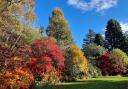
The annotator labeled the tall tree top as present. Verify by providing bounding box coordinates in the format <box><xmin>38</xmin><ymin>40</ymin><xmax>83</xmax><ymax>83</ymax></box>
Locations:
<box><xmin>106</xmin><ymin>19</ymin><xmax>122</xmax><ymax>32</ymax></box>
<box><xmin>83</xmin><ymin>29</ymin><xmax>96</xmax><ymax>45</ymax></box>
<box><xmin>105</xmin><ymin>19</ymin><xmax>124</xmax><ymax>50</ymax></box>
<box><xmin>46</xmin><ymin>7</ymin><xmax>73</xmax><ymax>50</ymax></box>
<box><xmin>51</xmin><ymin>7</ymin><xmax>64</xmax><ymax>20</ymax></box>
<box><xmin>94</xmin><ymin>33</ymin><xmax>104</xmax><ymax>46</ymax></box>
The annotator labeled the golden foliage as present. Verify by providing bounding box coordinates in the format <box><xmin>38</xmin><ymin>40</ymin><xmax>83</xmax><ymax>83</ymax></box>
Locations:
<box><xmin>70</xmin><ymin>44</ymin><xmax>89</xmax><ymax>74</ymax></box>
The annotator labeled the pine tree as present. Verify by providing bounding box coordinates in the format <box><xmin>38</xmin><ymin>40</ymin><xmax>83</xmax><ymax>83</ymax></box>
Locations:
<box><xmin>46</xmin><ymin>7</ymin><xmax>73</xmax><ymax>50</ymax></box>
<box><xmin>105</xmin><ymin>19</ymin><xmax>124</xmax><ymax>50</ymax></box>
<box><xmin>123</xmin><ymin>31</ymin><xmax>128</xmax><ymax>54</ymax></box>
<box><xmin>82</xmin><ymin>29</ymin><xmax>96</xmax><ymax>46</ymax></box>
<box><xmin>82</xmin><ymin>29</ymin><xmax>96</xmax><ymax>53</ymax></box>
<box><xmin>94</xmin><ymin>33</ymin><xmax>104</xmax><ymax>46</ymax></box>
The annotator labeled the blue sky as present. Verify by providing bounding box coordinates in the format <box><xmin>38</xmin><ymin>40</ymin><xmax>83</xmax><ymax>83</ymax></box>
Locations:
<box><xmin>35</xmin><ymin>0</ymin><xmax>128</xmax><ymax>48</ymax></box>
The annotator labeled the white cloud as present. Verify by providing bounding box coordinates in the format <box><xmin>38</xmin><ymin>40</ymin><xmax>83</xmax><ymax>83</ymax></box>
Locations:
<box><xmin>120</xmin><ymin>22</ymin><xmax>128</xmax><ymax>33</ymax></box>
<box><xmin>67</xmin><ymin>0</ymin><xmax>118</xmax><ymax>12</ymax></box>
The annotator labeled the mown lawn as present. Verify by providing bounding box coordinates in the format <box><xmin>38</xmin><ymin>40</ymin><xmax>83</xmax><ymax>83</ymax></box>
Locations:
<box><xmin>36</xmin><ymin>76</ymin><xmax>128</xmax><ymax>89</ymax></box>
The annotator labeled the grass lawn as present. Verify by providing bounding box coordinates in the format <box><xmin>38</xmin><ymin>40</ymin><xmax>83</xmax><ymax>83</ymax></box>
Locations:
<box><xmin>36</xmin><ymin>76</ymin><xmax>128</xmax><ymax>89</ymax></box>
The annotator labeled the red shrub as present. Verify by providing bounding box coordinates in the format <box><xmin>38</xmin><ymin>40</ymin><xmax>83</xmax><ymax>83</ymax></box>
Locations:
<box><xmin>29</xmin><ymin>38</ymin><xmax>65</xmax><ymax>77</ymax></box>
<box><xmin>97</xmin><ymin>52</ymin><xmax>127</xmax><ymax>75</ymax></box>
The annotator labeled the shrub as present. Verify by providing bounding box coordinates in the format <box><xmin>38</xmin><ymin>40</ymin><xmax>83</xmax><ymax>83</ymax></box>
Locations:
<box><xmin>82</xmin><ymin>44</ymin><xmax>106</xmax><ymax>58</ymax></box>
<box><xmin>97</xmin><ymin>49</ymin><xmax>128</xmax><ymax>75</ymax></box>
<box><xmin>87</xmin><ymin>64</ymin><xmax>102</xmax><ymax>78</ymax></box>
<box><xmin>64</xmin><ymin>44</ymin><xmax>88</xmax><ymax>81</ymax></box>
<box><xmin>29</xmin><ymin>37</ymin><xmax>65</xmax><ymax>82</ymax></box>
<box><xmin>0</xmin><ymin>43</ymin><xmax>35</xmax><ymax>88</ymax></box>
<box><xmin>0</xmin><ymin>68</ymin><xmax>34</xmax><ymax>89</ymax></box>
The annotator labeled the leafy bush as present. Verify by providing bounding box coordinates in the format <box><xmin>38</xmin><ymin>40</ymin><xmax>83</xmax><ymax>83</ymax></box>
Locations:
<box><xmin>0</xmin><ymin>68</ymin><xmax>34</xmax><ymax>89</ymax></box>
<box><xmin>29</xmin><ymin>37</ymin><xmax>65</xmax><ymax>82</ymax></box>
<box><xmin>87</xmin><ymin>64</ymin><xmax>102</xmax><ymax>78</ymax></box>
<box><xmin>38</xmin><ymin>68</ymin><xmax>60</xmax><ymax>85</ymax></box>
<box><xmin>82</xmin><ymin>43</ymin><xmax>106</xmax><ymax>58</ymax></box>
<box><xmin>0</xmin><ymin>43</ymin><xmax>34</xmax><ymax>88</ymax></box>
<box><xmin>97</xmin><ymin>49</ymin><xmax>128</xmax><ymax>75</ymax></box>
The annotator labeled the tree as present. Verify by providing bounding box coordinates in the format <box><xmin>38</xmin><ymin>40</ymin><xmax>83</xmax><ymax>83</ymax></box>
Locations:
<box><xmin>82</xmin><ymin>44</ymin><xmax>106</xmax><ymax>58</ymax></box>
<box><xmin>64</xmin><ymin>44</ymin><xmax>88</xmax><ymax>81</ymax></box>
<box><xmin>105</xmin><ymin>19</ymin><xmax>124</xmax><ymax>50</ymax></box>
<box><xmin>29</xmin><ymin>37</ymin><xmax>65</xmax><ymax>81</ymax></box>
<box><xmin>0</xmin><ymin>0</ymin><xmax>36</xmax><ymax>50</ymax></box>
<box><xmin>0</xmin><ymin>0</ymin><xmax>36</xmax><ymax>30</ymax></box>
<box><xmin>0</xmin><ymin>0</ymin><xmax>21</xmax><ymax>14</ymax></box>
<box><xmin>123</xmin><ymin>31</ymin><xmax>128</xmax><ymax>54</ymax></box>
<box><xmin>82</xmin><ymin>29</ymin><xmax>96</xmax><ymax>57</ymax></box>
<box><xmin>23</xmin><ymin>28</ymin><xmax>42</xmax><ymax>45</ymax></box>
<box><xmin>46</xmin><ymin>7</ymin><xmax>73</xmax><ymax>50</ymax></box>
<box><xmin>82</xmin><ymin>29</ymin><xmax>96</xmax><ymax>46</ymax></box>
<box><xmin>94</xmin><ymin>33</ymin><xmax>104</xmax><ymax>46</ymax></box>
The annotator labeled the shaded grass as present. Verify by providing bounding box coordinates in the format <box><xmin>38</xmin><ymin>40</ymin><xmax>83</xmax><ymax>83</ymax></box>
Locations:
<box><xmin>36</xmin><ymin>76</ymin><xmax>128</xmax><ymax>89</ymax></box>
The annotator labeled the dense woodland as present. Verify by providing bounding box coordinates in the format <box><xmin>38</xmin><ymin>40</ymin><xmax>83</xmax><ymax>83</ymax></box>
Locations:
<box><xmin>0</xmin><ymin>0</ymin><xmax>128</xmax><ymax>89</ymax></box>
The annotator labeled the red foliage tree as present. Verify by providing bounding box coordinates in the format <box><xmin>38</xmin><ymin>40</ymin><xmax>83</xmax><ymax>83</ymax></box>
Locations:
<box><xmin>29</xmin><ymin>38</ymin><xmax>65</xmax><ymax>78</ymax></box>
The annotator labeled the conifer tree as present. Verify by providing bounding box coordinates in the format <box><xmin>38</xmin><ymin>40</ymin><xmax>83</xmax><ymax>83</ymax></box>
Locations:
<box><xmin>105</xmin><ymin>19</ymin><xmax>124</xmax><ymax>50</ymax></box>
<box><xmin>46</xmin><ymin>7</ymin><xmax>73</xmax><ymax>50</ymax></box>
<box><xmin>94</xmin><ymin>33</ymin><xmax>104</xmax><ymax>46</ymax></box>
<box><xmin>82</xmin><ymin>29</ymin><xmax>96</xmax><ymax>46</ymax></box>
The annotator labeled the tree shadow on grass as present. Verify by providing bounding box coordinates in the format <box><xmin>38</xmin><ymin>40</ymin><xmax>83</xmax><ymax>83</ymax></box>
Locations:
<box><xmin>36</xmin><ymin>80</ymin><xmax>128</xmax><ymax>89</ymax></box>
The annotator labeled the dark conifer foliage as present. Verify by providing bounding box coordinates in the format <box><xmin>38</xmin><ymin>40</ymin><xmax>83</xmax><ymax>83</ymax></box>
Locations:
<box><xmin>94</xmin><ymin>33</ymin><xmax>104</xmax><ymax>46</ymax></box>
<box><xmin>105</xmin><ymin>19</ymin><xmax>124</xmax><ymax>50</ymax></box>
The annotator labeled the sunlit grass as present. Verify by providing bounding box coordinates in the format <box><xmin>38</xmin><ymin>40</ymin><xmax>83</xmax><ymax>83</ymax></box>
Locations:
<box><xmin>36</xmin><ymin>76</ymin><xmax>128</xmax><ymax>89</ymax></box>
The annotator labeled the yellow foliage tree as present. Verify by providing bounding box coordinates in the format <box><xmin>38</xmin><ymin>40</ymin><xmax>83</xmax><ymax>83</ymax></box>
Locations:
<box><xmin>0</xmin><ymin>0</ymin><xmax>37</xmax><ymax>50</ymax></box>
<box><xmin>64</xmin><ymin>44</ymin><xmax>88</xmax><ymax>81</ymax></box>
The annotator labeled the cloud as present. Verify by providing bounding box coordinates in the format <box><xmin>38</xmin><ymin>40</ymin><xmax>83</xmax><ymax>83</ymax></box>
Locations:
<box><xmin>120</xmin><ymin>22</ymin><xmax>128</xmax><ymax>33</ymax></box>
<box><xmin>67</xmin><ymin>0</ymin><xmax>118</xmax><ymax>12</ymax></box>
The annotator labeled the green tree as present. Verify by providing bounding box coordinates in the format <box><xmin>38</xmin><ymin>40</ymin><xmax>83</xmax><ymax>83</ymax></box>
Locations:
<box><xmin>82</xmin><ymin>29</ymin><xmax>96</xmax><ymax>46</ymax></box>
<box><xmin>82</xmin><ymin>29</ymin><xmax>96</xmax><ymax>56</ymax></box>
<box><xmin>46</xmin><ymin>7</ymin><xmax>73</xmax><ymax>50</ymax></box>
<box><xmin>123</xmin><ymin>31</ymin><xmax>128</xmax><ymax>54</ymax></box>
<box><xmin>94</xmin><ymin>33</ymin><xmax>104</xmax><ymax>46</ymax></box>
<box><xmin>23</xmin><ymin>28</ymin><xmax>42</xmax><ymax>45</ymax></box>
<box><xmin>105</xmin><ymin>19</ymin><xmax>124</xmax><ymax>50</ymax></box>
<box><xmin>83</xmin><ymin>44</ymin><xmax>106</xmax><ymax>58</ymax></box>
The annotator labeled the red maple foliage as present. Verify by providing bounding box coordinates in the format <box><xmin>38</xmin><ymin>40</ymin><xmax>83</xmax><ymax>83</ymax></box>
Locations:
<box><xmin>29</xmin><ymin>38</ymin><xmax>65</xmax><ymax>77</ymax></box>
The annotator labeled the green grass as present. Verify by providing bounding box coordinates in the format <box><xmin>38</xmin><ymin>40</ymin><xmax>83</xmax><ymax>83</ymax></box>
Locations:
<box><xmin>36</xmin><ymin>76</ymin><xmax>128</xmax><ymax>89</ymax></box>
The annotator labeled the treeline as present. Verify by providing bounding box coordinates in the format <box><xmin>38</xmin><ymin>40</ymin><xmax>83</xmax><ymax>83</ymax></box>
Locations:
<box><xmin>82</xmin><ymin>19</ymin><xmax>128</xmax><ymax>77</ymax></box>
<box><xmin>0</xmin><ymin>0</ymin><xmax>128</xmax><ymax>89</ymax></box>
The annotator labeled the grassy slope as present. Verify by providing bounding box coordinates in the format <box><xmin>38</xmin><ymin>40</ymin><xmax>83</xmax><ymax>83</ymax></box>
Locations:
<box><xmin>36</xmin><ymin>76</ymin><xmax>128</xmax><ymax>89</ymax></box>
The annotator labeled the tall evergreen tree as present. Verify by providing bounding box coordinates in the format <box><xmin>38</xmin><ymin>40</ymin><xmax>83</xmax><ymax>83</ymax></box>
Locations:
<box><xmin>82</xmin><ymin>29</ymin><xmax>96</xmax><ymax>58</ymax></box>
<box><xmin>82</xmin><ymin>29</ymin><xmax>96</xmax><ymax>46</ymax></box>
<box><xmin>105</xmin><ymin>19</ymin><xmax>124</xmax><ymax>50</ymax></box>
<box><xmin>94</xmin><ymin>33</ymin><xmax>104</xmax><ymax>46</ymax></box>
<box><xmin>123</xmin><ymin>31</ymin><xmax>128</xmax><ymax>54</ymax></box>
<box><xmin>46</xmin><ymin>7</ymin><xmax>73</xmax><ymax>50</ymax></box>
